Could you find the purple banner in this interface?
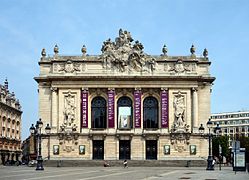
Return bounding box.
[134,90,141,128]
[161,90,168,128]
[81,91,88,128]
[108,90,115,128]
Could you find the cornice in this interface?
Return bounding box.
[0,101,22,114]
[34,75,215,83]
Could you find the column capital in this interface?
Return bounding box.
[50,87,58,92]
[161,87,168,91]
[108,88,115,91]
[192,87,198,92]
[81,87,88,91]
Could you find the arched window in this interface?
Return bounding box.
[91,97,107,129]
[143,96,158,129]
[117,96,133,129]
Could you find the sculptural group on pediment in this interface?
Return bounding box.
[100,29,156,72]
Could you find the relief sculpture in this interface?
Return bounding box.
[171,91,190,133]
[173,91,185,129]
[58,91,79,153]
[170,91,190,153]
[63,92,76,127]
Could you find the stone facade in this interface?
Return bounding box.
[0,79,22,165]
[35,29,215,160]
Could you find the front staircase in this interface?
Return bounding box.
[43,160,206,167]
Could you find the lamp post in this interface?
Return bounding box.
[45,124,51,160]
[206,119,214,170]
[199,118,221,171]
[29,119,51,171]
[214,124,221,170]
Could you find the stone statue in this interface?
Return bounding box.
[173,92,185,129]
[115,29,133,47]
[63,93,76,127]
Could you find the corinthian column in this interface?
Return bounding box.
[192,88,198,131]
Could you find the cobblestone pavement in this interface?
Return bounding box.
[0,166,248,180]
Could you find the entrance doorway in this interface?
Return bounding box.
[93,140,104,160]
[146,140,157,160]
[119,140,131,160]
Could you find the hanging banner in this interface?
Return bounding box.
[108,90,115,128]
[134,90,141,128]
[81,90,88,128]
[161,90,169,128]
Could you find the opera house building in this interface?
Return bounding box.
[34,29,215,161]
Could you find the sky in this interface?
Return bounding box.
[0,0,249,140]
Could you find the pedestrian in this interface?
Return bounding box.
[103,161,110,167]
[212,158,216,168]
[123,159,128,168]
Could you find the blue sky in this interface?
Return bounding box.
[0,0,249,140]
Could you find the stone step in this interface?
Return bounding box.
[43,160,207,167]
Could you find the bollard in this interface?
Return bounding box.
[186,160,191,167]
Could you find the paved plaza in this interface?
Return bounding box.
[0,165,248,180]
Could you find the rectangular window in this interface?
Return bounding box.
[164,145,170,155]
[79,145,85,155]
[190,145,196,155]
[118,107,131,129]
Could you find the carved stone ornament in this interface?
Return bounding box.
[100,29,156,72]
[168,59,191,73]
[53,60,84,73]
[58,126,79,153]
[171,91,189,133]
[58,91,79,152]
[170,91,190,153]
[170,131,190,152]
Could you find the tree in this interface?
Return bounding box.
[212,135,229,162]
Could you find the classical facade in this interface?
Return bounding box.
[211,111,249,146]
[35,29,215,161]
[0,79,22,165]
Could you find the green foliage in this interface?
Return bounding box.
[212,135,229,159]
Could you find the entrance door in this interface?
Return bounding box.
[146,140,157,160]
[119,140,131,160]
[93,140,104,160]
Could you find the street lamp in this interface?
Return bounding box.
[199,118,221,171]
[29,119,51,171]
[206,118,214,170]
[214,124,222,170]
[45,124,51,160]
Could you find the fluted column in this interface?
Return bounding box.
[51,87,58,128]
[192,88,198,130]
